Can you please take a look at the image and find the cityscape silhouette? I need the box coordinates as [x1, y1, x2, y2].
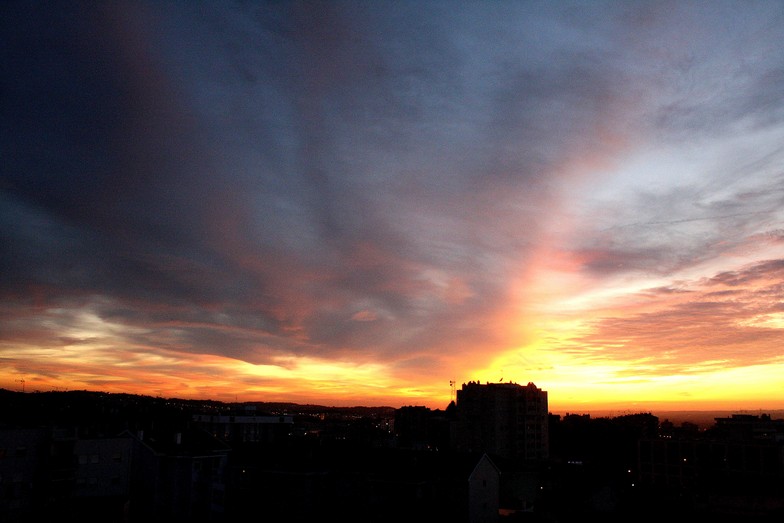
[2, 384, 783, 522]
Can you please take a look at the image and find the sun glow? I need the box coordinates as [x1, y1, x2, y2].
[469, 302, 784, 415]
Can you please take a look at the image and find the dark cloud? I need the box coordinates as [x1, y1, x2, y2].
[3, 1, 784, 404]
[1, 2, 228, 294]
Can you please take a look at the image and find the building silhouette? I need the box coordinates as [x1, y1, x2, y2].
[637, 413, 784, 519]
[453, 381, 549, 461]
[191, 410, 293, 444]
[3, 388, 784, 521]
[128, 427, 231, 523]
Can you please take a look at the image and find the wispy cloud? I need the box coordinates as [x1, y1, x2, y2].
[2, 1, 784, 409]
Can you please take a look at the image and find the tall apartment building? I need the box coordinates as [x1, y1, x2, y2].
[453, 381, 549, 461]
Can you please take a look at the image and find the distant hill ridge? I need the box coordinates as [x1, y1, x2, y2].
[0, 388, 397, 422]
[3, 388, 782, 429]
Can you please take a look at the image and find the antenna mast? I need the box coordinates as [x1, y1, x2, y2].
[449, 380, 456, 403]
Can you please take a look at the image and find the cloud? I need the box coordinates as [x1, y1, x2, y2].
[562, 258, 784, 374]
[3, 1, 784, 406]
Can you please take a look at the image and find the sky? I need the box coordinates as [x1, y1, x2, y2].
[2, 1, 784, 414]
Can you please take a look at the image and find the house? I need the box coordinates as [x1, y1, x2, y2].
[127, 427, 231, 523]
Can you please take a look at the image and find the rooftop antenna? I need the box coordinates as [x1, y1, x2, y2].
[16, 378, 25, 393]
[449, 380, 456, 403]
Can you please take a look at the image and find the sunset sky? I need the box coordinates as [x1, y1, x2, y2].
[3, 1, 784, 414]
